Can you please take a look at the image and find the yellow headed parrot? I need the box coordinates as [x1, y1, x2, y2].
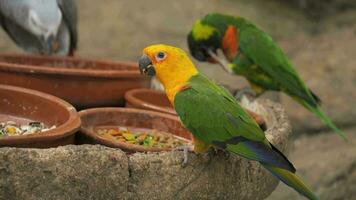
[138, 44, 318, 200]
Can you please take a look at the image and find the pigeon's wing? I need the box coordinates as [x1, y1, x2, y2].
[57, 0, 78, 50]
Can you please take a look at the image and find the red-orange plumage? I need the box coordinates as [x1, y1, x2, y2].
[222, 25, 239, 61]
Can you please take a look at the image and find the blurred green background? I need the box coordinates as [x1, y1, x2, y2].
[0, 0, 355, 199]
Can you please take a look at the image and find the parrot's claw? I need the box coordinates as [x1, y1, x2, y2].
[173, 145, 194, 168]
[218, 149, 231, 160]
[234, 87, 257, 101]
[207, 147, 230, 160]
[205, 147, 216, 163]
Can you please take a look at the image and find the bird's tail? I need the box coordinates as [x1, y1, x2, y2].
[227, 140, 318, 200]
[301, 101, 348, 140]
[263, 164, 319, 200]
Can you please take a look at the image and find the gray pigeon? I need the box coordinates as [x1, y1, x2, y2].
[0, 0, 77, 56]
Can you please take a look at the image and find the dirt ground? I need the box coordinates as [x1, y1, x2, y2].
[0, 0, 355, 199]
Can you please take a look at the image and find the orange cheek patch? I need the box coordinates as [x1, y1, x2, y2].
[222, 25, 239, 61]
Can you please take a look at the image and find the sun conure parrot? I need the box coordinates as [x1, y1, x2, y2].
[187, 13, 347, 140]
[138, 44, 319, 200]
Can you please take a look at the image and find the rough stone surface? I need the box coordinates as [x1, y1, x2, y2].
[0, 100, 291, 200]
[0, 145, 129, 200]
[128, 151, 274, 200]
[267, 128, 356, 200]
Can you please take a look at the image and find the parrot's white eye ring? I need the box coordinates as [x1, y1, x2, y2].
[155, 51, 167, 62]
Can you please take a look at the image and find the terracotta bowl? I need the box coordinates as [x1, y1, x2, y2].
[0, 53, 150, 109]
[125, 88, 176, 115]
[125, 88, 266, 129]
[0, 84, 81, 148]
[78, 107, 192, 152]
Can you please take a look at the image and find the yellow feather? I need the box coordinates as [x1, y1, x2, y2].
[193, 137, 211, 153]
[143, 44, 198, 104]
[191, 20, 217, 40]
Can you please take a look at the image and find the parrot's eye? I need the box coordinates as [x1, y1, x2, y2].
[155, 51, 166, 62]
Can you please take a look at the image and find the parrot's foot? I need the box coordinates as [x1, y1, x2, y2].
[218, 149, 231, 160]
[205, 147, 231, 162]
[234, 87, 257, 101]
[207, 147, 230, 160]
[173, 145, 194, 168]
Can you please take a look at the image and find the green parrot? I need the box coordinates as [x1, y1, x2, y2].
[187, 13, 347, 140]
[138, 44, 319, 200]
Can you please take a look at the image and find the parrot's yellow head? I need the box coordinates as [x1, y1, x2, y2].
[138, 44, 198, 100]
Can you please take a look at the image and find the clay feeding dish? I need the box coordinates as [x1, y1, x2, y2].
[125, 88, 176, 115]
[0, 53, 150, 109]
[78, 107, 192, 152]
[0, 84, 81, 148]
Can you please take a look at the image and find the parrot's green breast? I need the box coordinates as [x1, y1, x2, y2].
[173, 73, 266, 144]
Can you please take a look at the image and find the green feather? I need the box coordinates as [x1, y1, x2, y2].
[239, 25, 318, 107]
[239, 24, 347, 139]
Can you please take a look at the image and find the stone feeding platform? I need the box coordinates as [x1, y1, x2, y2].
[0, 100, 292, 200]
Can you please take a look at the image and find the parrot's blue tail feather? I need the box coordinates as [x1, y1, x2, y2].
[228, 140, 318, 200]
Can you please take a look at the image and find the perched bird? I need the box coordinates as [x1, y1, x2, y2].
[0, 0, 77, 56]
[138, 44, 319, 200]
[187, 13, 346, 139]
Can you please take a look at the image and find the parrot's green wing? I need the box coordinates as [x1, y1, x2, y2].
[174, 74, 295, 172]
[239, 24, 347, 140]
[239, 25, 318, 107]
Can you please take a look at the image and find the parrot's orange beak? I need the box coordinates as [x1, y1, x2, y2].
[138, 54, 156, 76]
